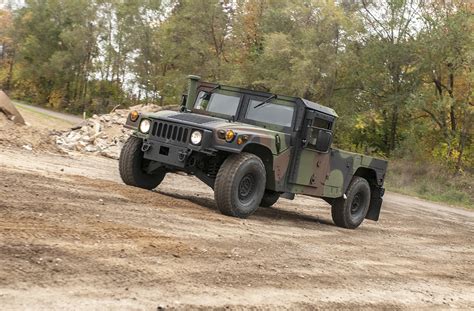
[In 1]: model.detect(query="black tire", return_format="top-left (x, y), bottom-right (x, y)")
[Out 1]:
top-left (260, 190), bottom-right (280, 208)
top-left (331, 177), bottom-right (371, 229)
top-left (214, 153), bottom-right (266, 218)
top-left (119, 136), bottom-right (166, 190)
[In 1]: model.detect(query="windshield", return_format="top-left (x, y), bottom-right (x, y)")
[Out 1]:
top-left (194, 91), bottom-right (240, 117)
top-left (245, 99), bottom-right (295, 128)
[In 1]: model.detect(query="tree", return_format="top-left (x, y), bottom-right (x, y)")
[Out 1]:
top-left (347, 0), bottom-right (421, 154)
top-left (0, 9), bottom-right (15, 91)
top-left (414, 0), bottom-right (473, 171)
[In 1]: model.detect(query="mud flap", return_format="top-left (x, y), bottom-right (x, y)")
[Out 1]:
top-left (366, 187), bottom-right (384, 221)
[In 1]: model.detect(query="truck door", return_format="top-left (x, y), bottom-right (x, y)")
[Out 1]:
top-left (289, 110), bottom-right (335, 196)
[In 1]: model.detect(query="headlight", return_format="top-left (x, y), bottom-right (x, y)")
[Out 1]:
top-left (190, 130), bottom-right (202, 145)
top-left (139, 119), bottom-right (151, 133)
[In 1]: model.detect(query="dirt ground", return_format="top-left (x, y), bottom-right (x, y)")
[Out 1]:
top-left (0, 109), bottom-right (473, 310)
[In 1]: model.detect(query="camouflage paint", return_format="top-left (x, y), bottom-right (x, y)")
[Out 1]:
top-left (185, 75), bottom-right (201, 111)
top-left (124, 76), bottom-right (388, 201)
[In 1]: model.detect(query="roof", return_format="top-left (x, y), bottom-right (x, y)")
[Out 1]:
top-left (200, 81), bottom-right (339, 118)
top-left (300, 98), bottom-right (338, 118)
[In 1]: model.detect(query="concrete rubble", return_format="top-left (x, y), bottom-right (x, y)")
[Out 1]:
top-left (55, 104), bottom-right (177, 159)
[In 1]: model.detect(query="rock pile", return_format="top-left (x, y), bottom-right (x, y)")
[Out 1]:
top-left (55, 104), bottom-right (177, 159)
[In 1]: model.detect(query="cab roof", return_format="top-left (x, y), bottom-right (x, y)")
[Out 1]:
top-left (299, 98), bottom-right (338, 118)
top-left (200, 81), bottom-right (339, 118)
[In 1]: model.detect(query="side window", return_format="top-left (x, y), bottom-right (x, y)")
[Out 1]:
top-left (308, 117), bottom-right (332, 149)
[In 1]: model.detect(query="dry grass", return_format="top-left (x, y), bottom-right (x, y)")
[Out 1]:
top-left (385, 160), bottom-right (473, 208)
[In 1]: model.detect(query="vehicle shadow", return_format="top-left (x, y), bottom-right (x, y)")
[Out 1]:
top-left (155, 190), bottom-right (335, 227)
top-left (254, 207), bottom-right (335, 227)
top-left (154, 190), bottom-right (217, 210)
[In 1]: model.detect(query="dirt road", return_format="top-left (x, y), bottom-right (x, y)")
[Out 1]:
top-left (0, 147), bottom-right (473, 310)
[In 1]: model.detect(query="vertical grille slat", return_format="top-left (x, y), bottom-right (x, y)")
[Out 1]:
top-left (172, 126), bottom-right (178, 140)
top-left (157, 123), bottom-right (163, 136)
top-left (183, 128), bottom-right (189, 143)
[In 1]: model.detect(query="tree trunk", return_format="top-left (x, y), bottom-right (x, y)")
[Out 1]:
top-left (389, 104), bottom-right (399, 153)
top-left (6, 49), bottom-right (15, 91)
top-left (454, 129), bottom-right (466, 173)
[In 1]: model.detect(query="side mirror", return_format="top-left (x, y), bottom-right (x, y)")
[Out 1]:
top-left (314, 130), bottom-right (332, 153)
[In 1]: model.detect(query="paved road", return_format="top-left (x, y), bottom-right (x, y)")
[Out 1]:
top-left (13, 101), bottom-right (83, 124)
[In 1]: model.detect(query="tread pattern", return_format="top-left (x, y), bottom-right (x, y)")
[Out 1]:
top-left (214, 153), bottom-right (266, 218)
top-left (119, 136), bottom-right (166, 190)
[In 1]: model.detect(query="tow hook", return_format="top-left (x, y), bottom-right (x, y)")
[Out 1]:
top-left (141, 142), bottom-right (151, 152)
top-left (178, 149), bottom-right (192, 162)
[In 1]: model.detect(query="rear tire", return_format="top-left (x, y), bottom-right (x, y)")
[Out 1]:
top-left (331, 177), bottom-right (371, 229)
top-left (119, 136), bottom-right (166, 190)
top-left (214, 153), bottom-right (266, 218)
top-left (260, 190), bottom-right (280, 208)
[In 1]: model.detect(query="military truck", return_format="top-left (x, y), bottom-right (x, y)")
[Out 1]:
top-left (119, 75), bottom-right (388, 229)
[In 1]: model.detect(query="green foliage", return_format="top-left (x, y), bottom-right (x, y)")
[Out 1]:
top-left (0, 0), bottom-right (472, 174)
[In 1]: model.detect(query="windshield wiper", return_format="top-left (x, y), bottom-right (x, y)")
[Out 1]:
top-left (253, 94), bottom-right (276, 109)
top-left (199, 84), bottom-right (221, 99)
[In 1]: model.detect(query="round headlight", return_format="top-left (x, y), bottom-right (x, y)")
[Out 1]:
top-left (139, 119), bottom-right (151, 133)
top-left (190, 130), bottom-right (202, 145)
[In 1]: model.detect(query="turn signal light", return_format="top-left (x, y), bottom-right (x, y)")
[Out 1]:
top-left (130, 110), bottom-right (139, 122)
top-left (225, 130), bottom-right (235, 142)
top-left (237, 135), bottom-right (249, 145)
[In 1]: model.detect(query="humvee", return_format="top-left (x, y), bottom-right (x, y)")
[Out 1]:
top-left (119, 75), bottom-right (388, 229)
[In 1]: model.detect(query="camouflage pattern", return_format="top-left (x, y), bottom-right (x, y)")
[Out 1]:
top-left (124, 76), bottom-right (388, 203)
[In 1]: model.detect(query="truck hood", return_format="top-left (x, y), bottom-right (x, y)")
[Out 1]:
top-left (145, 110), bottom-right (284, 136)
top-left (143, 110), bottom-right (290, 154)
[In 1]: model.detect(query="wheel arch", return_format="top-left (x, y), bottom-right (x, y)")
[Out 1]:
top-left (242, 143), bottom-right (275, 189)
top-left (353, 167), bottom-right (378, 187)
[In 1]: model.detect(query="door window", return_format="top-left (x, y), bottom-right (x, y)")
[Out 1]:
top-left (307, 117), bottom-right (332, 149)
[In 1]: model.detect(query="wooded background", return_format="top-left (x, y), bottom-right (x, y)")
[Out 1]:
top-left (0, 0), bottom-right (472, 173)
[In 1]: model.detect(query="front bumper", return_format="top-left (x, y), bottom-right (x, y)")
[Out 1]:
top-left (138, 119), bottom-right (215, 168)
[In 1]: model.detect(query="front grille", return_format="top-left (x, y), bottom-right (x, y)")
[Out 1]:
top-left (151, 121), bottom-right (189, 144)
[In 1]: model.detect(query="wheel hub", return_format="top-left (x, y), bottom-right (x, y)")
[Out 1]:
top-left (238, 174), bottom-right (256, 202)
top-left (351, 193), bottom-right (362, 214)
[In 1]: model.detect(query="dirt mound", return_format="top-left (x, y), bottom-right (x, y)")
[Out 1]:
top-left (0, 111), bottom-right (59, 152)
top-left (55, 104), bottom-right (178, 159)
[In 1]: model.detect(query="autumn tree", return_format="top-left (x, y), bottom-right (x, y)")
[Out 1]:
top-left (0, 9), bottom-right (15, 91)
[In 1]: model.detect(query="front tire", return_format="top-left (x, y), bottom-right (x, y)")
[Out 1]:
top-left (331, 177), bottom-right (371, 229)
top-left (119, 136), bottom-right (166, 190)
top-left (214, 153), bottom-right (266, 218)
